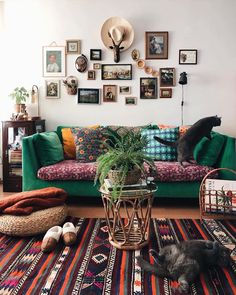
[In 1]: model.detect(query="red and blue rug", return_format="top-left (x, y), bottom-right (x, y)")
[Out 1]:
top-left (0, 218), bottom-right (235, 294)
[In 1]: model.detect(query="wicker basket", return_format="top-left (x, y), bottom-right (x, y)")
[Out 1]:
top-left (108, 167), bottom-right (141, 185)
top-left (199, 168), bottom-right (236, 220)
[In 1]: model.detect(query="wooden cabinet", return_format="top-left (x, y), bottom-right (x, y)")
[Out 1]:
top-left (1, 120), bottom-right (45, 192)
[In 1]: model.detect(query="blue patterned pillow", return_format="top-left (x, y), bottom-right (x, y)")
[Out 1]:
top-left (142, 127), bottom-right (179, 161)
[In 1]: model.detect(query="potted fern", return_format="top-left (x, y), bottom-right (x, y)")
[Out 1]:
top-left (9, 87), bottom-right (29, 114)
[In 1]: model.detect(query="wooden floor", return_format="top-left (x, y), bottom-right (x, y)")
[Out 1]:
top-left (0, 184), bottom-right (200, 219)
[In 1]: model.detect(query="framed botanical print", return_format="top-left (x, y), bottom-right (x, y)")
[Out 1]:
top-left (43, 46), bottom-right (66, 77)
top-left (45, 80), bottom-right (60, 99)
top-left (145, 31), bottom-right (168, 59)
top-left (140, 78), bottom-right (158, 99)
top-left (66, 40), bottom-right (81, 54)
top-left (160, 68), bottom-right (176, 87)
top-left (179, 49), bottom-right (197, 64)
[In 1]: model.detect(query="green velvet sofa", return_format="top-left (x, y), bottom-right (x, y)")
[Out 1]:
top-left (22, 128), bottom-right (236, 199)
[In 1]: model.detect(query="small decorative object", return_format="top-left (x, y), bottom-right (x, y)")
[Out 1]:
top-left (131, 49), bottom-right (140, 61)
top-left (136, 59), bottom-right (145, 69)
top-left (144, 66), bottom-right (153, 75)
top-left (45, 80), bottom-right (60, 99)
top-left (90, 49), bottom-right (102, 60)
top-left (140, 77), bottom-right (157, 99)
top-left (77, 88), bottom-right (100, 104)
top-left (43, 46), bottom-right (66, 77)
top-left (103, 85), bottom-right (117, 102)
top-left (66, 40), bottom-right (81, 54)
top-left (125, 97), bottom-right (137, 105)
top-left (152, 70), bottom-right (159, 77)
top-left (93, 63), bottom-right (101, 70)
top-left (160, 88), bottom-right (172, 98)
top-left (87, 70), bottom-right (96, 80)
top-left (9, 87), bottom-right (29, 120)
top-left (119, 86), bottom-right (131, 95)
top-left (179, 49), bottom-right (197, 65)
top-left (30, 85), bottom-right (40, 119)
top-left (63, 76), bottom-right (78, 95)
top-left (101, 64), bottom-right (132, 80)
top-left (160, 68), bottom-right (176, 87)
top-left (179, 72), bottom-right (188, 125)
top-left (75, 54), bottom-right (88, 73)
top-left (145, 31), bottom-right (168, 59)
top-left (101, 17), bottom-right (134, 63)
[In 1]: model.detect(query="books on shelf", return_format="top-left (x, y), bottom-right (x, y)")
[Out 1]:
top-left (9, 150), bottom-right (22, 164)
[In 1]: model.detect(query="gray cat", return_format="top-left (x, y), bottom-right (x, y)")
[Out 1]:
top-left (154, 116), bottom-right (221, 165)
top-left (137, 240), bottom-right (231, 293)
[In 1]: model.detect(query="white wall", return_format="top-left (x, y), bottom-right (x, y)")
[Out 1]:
top-left (0, 0), bottom-right (236, 137)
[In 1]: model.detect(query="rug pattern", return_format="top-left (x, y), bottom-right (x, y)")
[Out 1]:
top-left (0, 218), bottom-right (235, 295)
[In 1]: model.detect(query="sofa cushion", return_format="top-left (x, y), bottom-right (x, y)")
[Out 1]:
top-left (34, 132), bottom-right (64, 167)
top-left (142, 127), bottom-right (179, 161)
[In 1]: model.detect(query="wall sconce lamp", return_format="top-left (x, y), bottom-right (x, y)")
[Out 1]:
top-left (31, 85), bottom-right (40, 119)
top-left (178, 72), bottom-right (188, 126)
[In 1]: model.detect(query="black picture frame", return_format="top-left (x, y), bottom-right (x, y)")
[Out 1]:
top-left (77, 88), bottom-right (100, 104)
top-left (179, 49), bottom-right (197, 64)
top-left (140, 78), bottom-right (158, 99)
top-left (90, 49), bottom-right (102, 61)
top-left (101, 64), bottom-right (132, 80)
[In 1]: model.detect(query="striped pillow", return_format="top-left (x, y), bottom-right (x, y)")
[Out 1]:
top-left (142, 127), bottom-right (179, 161)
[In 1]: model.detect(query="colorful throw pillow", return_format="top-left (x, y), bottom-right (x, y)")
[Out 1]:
top-left (71, 127), bottom-right (106, 162)
top-left (194, 132), bottom-right (225, 166)
top-left (142, 127), bottom-right (179, 161)
top-left (34, 132), bottom-right (64, 167)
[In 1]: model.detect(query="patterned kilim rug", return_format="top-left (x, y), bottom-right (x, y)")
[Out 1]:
top-left (0, 218), bottom-right (235, 295)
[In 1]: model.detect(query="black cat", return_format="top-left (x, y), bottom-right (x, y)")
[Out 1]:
top-left (137, 240), bottom-right (231, 293)
top-left (154, 116), bottom-right (221, 165)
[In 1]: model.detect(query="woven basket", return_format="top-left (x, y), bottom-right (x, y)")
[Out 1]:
top-left (0, 205), bottom-right (68, 237)
top-left (108, 168), bottom-right (141, 185)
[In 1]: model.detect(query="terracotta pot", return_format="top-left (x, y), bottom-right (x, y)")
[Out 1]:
top-left (108, 167), bottom-right (142, 185)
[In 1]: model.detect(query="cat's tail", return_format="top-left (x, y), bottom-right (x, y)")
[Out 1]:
top-left (136, 256), bottom-right (159, 276)
top-left (153, 136), bottom-right (177, 147)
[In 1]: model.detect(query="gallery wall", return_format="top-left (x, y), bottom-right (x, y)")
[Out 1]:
top-left (0, 0), bottom-right (236, 137)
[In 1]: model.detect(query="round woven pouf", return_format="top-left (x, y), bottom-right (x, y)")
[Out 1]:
top-left (0, 205), bottom-right (68, 237)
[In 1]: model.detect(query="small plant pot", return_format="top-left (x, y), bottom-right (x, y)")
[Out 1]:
top-left (108, 167), bottom-right (141, 185)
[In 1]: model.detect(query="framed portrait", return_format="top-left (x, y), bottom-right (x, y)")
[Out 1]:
top-left (145, 31), bottom-right (168, 59)
top-left (179, 49), bottom-right (197, 64)
top-left (45, 80), bottom-right (60, 99)
top-left (43, 46), bottom-right (66, 77)
top-left (160, 68), bottom-right (176, 87)
top-left (119, 86), bottom-right (131, 95)
top-left (87, 70), bottom-right (96, 80)
top-left (140, 78), bottom-right (157, 99)
top-left (125, 97), bottom-right (137, 105)
top-left (78, 88), bottom-right (100, 104)
top-left (103, 85), bottom-right (117, 102)
top-left (93, 63), bottom-right (101, 70)
top-left (90, 49), bottom-right (102, 61)
top-left (160, 88), bottom-right (172, 98)
top-left (66, 40), bottom-right (81, 54)
top-left (101, 64), bottom-right (132, 80)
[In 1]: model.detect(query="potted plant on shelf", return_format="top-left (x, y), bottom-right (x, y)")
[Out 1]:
top-left (9, 87), bottom-right (29, 116)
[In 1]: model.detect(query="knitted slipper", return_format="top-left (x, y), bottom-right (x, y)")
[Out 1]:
top-left (41, 226), bottom-right (62, 253)
top-left (62, 222), bottom-right (77, 246)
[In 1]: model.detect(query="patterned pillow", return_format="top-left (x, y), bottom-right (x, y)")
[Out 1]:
top-left (142, 127), bottom-right (179, 161)
top-left (71, 127), bottom-right (106, 162)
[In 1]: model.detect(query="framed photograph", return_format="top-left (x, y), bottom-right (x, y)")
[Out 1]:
top-left (43, 46), bottom-right (66, 77)
top-left (179, 49), bottom-right (197, 64)
top-left (119, 86), bottom-right (131, 95)
top-left (145, 31), bottom-right (168, 59)
top-left (45, 80), bottom-right (60, 99)
top-left (66, 40), bottom-right (81, 54)
top-left (78, 88), bottom-right (100, 104)
top-left (160, 88), bottom-right (172, 98)
top-left (90, 49), bottom-right (102, 61)
top-left (160, 68), bottom-right (176, 87)
top-left (125, 97), bottom-right (137, 105)
top-left (87, 70), bottom-right (96, 80)
top-left (93, 63), bottom-right (101, 70)
top-left (101, 64), bottom-right (132, 80)
top-left (140, 78), bottom-right (157, 99)
top-left (103, 85), bottom-right (117, 102)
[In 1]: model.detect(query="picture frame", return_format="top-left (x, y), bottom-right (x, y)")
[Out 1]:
top-left (66, 40), bottom-right (81, 54)
top-left (160, 88), bottom-right (172, 98)
top-left (77, 88), bottom-right (100, 104)
top-left (43, 46), bottom-right (66, 77)
top-left (45, 80), bottom-right (60, 99)
top-left (179, 49), bottom-right (197, 64)
top-left (101, 64), bottom-right (132, 80)
top-left (125, 97), bottom-right (137, 105)
top-left (119, 86), bottom-right (131, 95)
top-left (160, 68), bottom-right (176, 87)
top-left (140, 78), bottom-right (158, 99)
top-left (93, 63), bottom-right (101, 70)
top-left (103, 85), bottom-right (117, 102)
top-left (87, 70), bottom-right (96, 80)
top-left (145, 31), bottom-right (168, 59)
top-left (90, 49), bottom-right (102, 61)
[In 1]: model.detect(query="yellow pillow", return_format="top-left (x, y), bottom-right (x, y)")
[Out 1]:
top-left (62, 125), bottom-right (100, 159)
